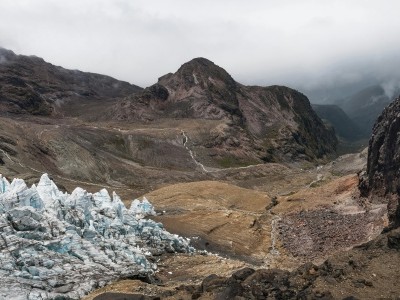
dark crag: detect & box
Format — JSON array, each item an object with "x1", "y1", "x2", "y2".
[{"x1": 359, "y1": 95, "x2": 400, "y2": 227}]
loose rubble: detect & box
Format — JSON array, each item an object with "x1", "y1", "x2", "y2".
[
  {"x1": 278, "y1": 208, "x2": 386, "y2": 262},
  {"x1": 0, "y1": 174, "x2": 192, "y2": 299}
]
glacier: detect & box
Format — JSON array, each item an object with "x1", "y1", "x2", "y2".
[{"x1": 0, "y1": 174, "x2": 193, "y2": 300}]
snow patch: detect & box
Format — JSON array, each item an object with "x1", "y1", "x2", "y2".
[{"x1": 193, "y1": 73, "x2": 199, "y2": 85}]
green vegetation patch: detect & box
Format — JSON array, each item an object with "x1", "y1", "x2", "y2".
[{"x1": 216, "y1": 155, "x2": 259, "y2": 168}]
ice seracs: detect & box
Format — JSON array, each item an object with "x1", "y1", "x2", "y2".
[
  {"x1": 130, "y1": 197, "x2": 156, "y2": 218},
  {"x1": 0, "y1": 173, "x2": 192, "y2": 300}
]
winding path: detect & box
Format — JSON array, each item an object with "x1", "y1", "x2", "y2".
[{"x1": 181, "y1": 130, "x2": 209, "y2": 173}]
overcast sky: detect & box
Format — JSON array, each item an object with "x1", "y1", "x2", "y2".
[{"x1": 1, "y1": 0, "x2": 400, "y2": 102}]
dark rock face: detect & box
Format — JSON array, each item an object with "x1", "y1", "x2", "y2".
[
  {"x1": 114, "y1": 58, "x2": 337, "y2": 162},
  {"x1": 359, "y1": 96, "x2": 400, "y2": 226}
]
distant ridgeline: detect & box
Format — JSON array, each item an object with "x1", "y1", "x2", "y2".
[
  {"x1": 337, "y1": 85, "x2": 394, "y2": 137},
  {"x1": 313, "y1": 85, "x2": 397, "y2": 143},
  {"x1": 312, "y1": 104, "x2": 363, "y2": 141},
  {"x1": 0, "y1": 173, "x2": 192, "y2": 299}
]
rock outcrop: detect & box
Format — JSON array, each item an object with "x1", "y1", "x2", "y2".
[
  {"x1": 359, "y1": 96, "x2": 400, "y2": 226},
  {"x1": 166, "y1": 227, "x2": 400, "y2": 299},
  {"x1": 0, "y1": 174, "x2": 192, "y2": 299},
  {"x1": 114, "y1": 58, "x2": 337, "y2": 162}
]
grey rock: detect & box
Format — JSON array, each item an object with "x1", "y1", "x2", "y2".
[{"x1": 359, "y1": 95, "x2": 400, "y2": 227}]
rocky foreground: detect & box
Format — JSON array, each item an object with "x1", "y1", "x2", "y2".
[
  {"x1": 0, "y1": 174, "x2": 192, "y2": 299},
  {"x1": 85, "y1": 225, "x2": 400, "y2": 300}
]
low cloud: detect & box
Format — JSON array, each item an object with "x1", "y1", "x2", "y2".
[
  {"x1": 381, "y1": 80, "x2": 400, "y2": 100},
  {"x1": 0, "y1": 0, "x2": 399, "y2": 100},
  {"x1": 0, "y1": 49, "x2": 8, "y2": 64}
]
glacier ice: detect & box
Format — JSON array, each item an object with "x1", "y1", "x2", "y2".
[{"x1": 0, "y1": 173, "x2": 193, "y2": 299}]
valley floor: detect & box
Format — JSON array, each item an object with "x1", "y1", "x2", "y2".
[{"x1": 0, "y1": 115, "x2": 394, "y2": 299}]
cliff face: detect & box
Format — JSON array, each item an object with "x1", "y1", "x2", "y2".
[
  {"x1": 359, "y1": 96, "x2": 400, "y2": 226},
  {"x1": 114, "y1": 58, "x2": 337, "y2": 162}
]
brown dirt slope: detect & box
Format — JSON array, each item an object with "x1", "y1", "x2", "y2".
[
  {"x1": 144, "y1": 174, "x2": 386, "y2": 269},
  {"x1": 147, "y1": 181, "x2": 273, "y2": 262}
]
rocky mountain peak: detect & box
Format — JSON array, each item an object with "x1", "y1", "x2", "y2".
[
  {"x1": 177, "y1": 57, "x2": 230, "y2": 77},
  {"x1": 114, "y1": 58, "x2": 337, "y2": 163},
  {"x1": 159, "y1": 57, "x2": 237, "y2": 91},
  {"x1": 180, "y1": 57, "x2": 216, "y2": 69}
]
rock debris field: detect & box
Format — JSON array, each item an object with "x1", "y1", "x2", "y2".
[{"x1": 278, "y1": 208, "x2": 386, "y2": 262}]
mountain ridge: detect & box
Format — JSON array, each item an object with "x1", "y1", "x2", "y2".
[
  {"x1": 0, "y1": 49, "x2": 337, "y2": 203},
  {"x1": 0, "y1": 47, "x2": 142, "y2": 117},
  {"x1": 112, "y1": 57, "x2": 338, "y2": 163}
]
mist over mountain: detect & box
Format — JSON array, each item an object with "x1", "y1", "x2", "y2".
[
  {"x1": 337, "y1": 85, "x2": 393, "y2": 136},
  {"x1": 296, "y1": 58, "x2": 400, "y2": 106},
  {"x1": 311, "y1": 84, "x2": 399, "y2": 139},
  {"x1": 311, "y1": 104, "x2": 362, "y2": 141}
]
